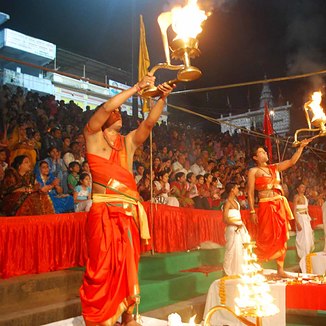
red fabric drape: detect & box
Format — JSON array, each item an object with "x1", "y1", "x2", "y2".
[
  {"x1": 142, "y1": 203, "x2": 226, "y2": 253},
  {"x1": 0, "y1": 213, "x2": 88, "y2": 279},
  {"x1": 286, "y1": 284, "x2": 326, "y2": 310},
  {"x1": 0, "y1": 204, "x2": 322, "y2": 279}
]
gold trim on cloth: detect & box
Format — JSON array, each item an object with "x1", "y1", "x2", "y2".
[
  {"x1": 218, "y1": 275, "x2": 240, "y2": 305},
  {"x1": 259, "y1": 195, "x2": 294, "y2": 221},
  {"x1": 227, "y1": 216, "x2": 243, "y2": 225},
  {"x1": 106, "y1": 178, "x2": 140, "y2": 201},
  {"x1": 92, "y1": 193, "x2": 150, "y2": 241},
  {"x1": 305, "y1": 253, "x2": 317, "y2": 274},
  {"x1": 84, "y1": 301, "x2": 127, "y2": 326}
]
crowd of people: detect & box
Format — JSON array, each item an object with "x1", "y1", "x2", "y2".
[
  {"x1": 0, "y1": 85, "x2": 326, "y2": 217},
  {"x1": 1, "y1": 82, "x2": 325, "y2": 325}
]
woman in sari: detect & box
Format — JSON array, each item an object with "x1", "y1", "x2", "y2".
[
  {"x1": 35, "y1": 160, "x2": 74, "y2": 214},
  {"x1": 170, "y1": 172, "x2": 193, "y2": 208},
  {"x1": 8, "y1": 123, "x2": 38, "y2": 166},
  {"x1": 1, "y1": 155, "x2": 54, "y2": 216}
]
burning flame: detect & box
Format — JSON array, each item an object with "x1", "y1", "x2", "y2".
[
  {"x1": 188, "y1": 315, "x2": 197, "y2": 325},
  {"x1": 234, "y1": 241, "x2": 279, "y2": 318},
  {"x1": 171, "y1": 0, "x2": 208, "y2": 40},
  {"x1": 307, "y1": 91, "x2": 326, "y2": 123}
]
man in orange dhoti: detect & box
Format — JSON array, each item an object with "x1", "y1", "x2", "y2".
[
  {"x1": 247, "y1": 140, "x2": 310, "y2": 277},
  {"x1": 80, "y1": 74, "x2": 174, "y2": 326}
]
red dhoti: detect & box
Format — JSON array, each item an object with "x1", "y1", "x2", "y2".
[
  {"x1": 80, "y1": 138, "x2": 150, "y2": 325},
  {"x1": 256, "y1": 195, "x2": 293, "y2": 261},
  {"x1": 80, "y1": 199, "x2": 142, "y2": 324}
]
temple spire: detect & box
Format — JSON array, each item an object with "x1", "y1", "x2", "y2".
[{"x1": 259, "y1": 75, "x2": 274, "y2": 109}]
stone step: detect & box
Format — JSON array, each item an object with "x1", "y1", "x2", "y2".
[
  {"x1": 0, "y1": 298, "x2": 81, "y2": 326},
  {"x1": 0, "y1": 270, "x2": 83, "y2": 308}
]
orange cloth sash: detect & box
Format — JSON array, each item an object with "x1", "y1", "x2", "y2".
[{"x1": 255, "y1": 164, "x2": 284, "y2": 195}]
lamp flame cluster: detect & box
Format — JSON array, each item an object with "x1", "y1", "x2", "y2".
[
  {"x1": 204, "y1": 240, "x2": 279, "y2": 326},
  {"x1": 293, "y1": 91, "x2": 326, "y2": 146}
]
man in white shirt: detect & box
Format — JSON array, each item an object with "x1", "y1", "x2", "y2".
[
  {"x1": 190, "y1": 156, "x2": 205, "y2": 176},
  {"x1": 172, "y1": 153, "x2": 188, "y2": 176}
]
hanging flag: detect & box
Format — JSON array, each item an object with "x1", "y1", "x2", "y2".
[
  {"x1": 138, "y1": 15, "x2": 151, "y2": 112},
  {"x1": 263, "y1": 102, "x2": 273, "y2": 162}
]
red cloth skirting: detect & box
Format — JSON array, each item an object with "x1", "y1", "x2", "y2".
[
  {"x1": 286, "y1": 283, "x2": 326, "y2": 310},
  {"x1": 0, "y1": 213, "x2": 88, "y2": 279},
  {"x1": 142, "y1": 203, "x2": 226, "y2": 253},
  {"x1": 0, "y1": 204, "x2": 322, "y2": 279}
]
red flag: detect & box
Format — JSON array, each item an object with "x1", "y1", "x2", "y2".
[{"x1": 263, "y1": 102, "x2": 273, "y2": 162}]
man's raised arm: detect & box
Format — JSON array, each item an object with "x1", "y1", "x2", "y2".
[
  {"x1": 84, "y1": 75, "x2": 155, "y2": 134},
  {"x1": 131, "y1": 83, "x2": 175, "y2": 147}
]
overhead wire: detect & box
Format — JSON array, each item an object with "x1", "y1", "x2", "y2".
[
  {"x1": 167, "y1": 102, "x2": 326, "y2": 155},
  {"x1": 171, "y1": 68, "x2": 326, "y2": 95}
]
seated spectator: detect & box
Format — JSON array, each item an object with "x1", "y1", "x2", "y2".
[
  {"x1": 62, "y1": 136, "x2": 71, "y2": 155},
  {"x1": 152, "y1": 156, "x2": 162, "y2": 175},
  {"x1": 44, "y1": 146, "x2": 68, "y2": 194},
  {"x1": 161, "y1": 157, "x2": 172, "y2": 174},
  {"x1": 1, "y1": 155, "x2": 54, "y2": 216},
  {"x1": 186, "y1": 172, "x2": 208, "y2": 209},
  {"x1": 203, "y1": 173, "x2": 213, "y2": 207},
  {"x1": 40, "y1": 126, "x2": 62, "y2": 159},
  {"x1": 8, "y1": 123, "x2": 38, "y2": 166},
  {"x1": 0, "y1": 148, "x2": 8, "y2": 171},
  {"x1": 171, "y1": 153, "x2": 188, "y2": 177},
  {"x1": 190, "y1": 156, "x2": 205, "y2": 176},
  {"x1": 137, "y1": 169, "x2": 153, "y2": 202},
  {"x1": 67, "y1": 161, "x2": 81, "y2": 195},
  {"x1": 74, "y1": 172, "x2": 92, "y2": 212},
  {"x1": 154, "y1": 170, "x2": 179, "y2": 207},
  {"x1": 63, "y1": 141, "x2": 85, "y2": 167},
  {"x1": 30, "y1": 130, "x2": 42, "y2": 160},
  {"x1": 36, "y1": 160, "x2": 74, "y2": 214},
  {"x1": 196, "y1": 173, "x2": 212, "y2": 210},
  {"x1": 81, "y1": 161, "x2": 92, "y2": 189},
  {"x1": 170, "y1": 172, "x2": 193, "y2": 207},
  {"x1": 134, "y1": 163, "x2": 145, "y2": 184},
  {"x1": 210, "y1": 176, "x2": 222, "y2": 209}
]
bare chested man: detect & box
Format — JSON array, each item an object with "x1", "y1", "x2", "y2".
[
  {"x1": 80, "y1": 74, "x2": 174, "y2": 326},
  {"x1": 247, "y1": 139, "x2": 310, "y2": 277}
]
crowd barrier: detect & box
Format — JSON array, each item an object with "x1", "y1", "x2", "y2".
[{"x1": 0, "y1": 203, "x2": 323, "y2": 279}]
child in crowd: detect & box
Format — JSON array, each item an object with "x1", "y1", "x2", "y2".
[
  {"x1": 223, "y1": 182, "x2": 250, "y2": 276},
  {"x1": 81, "y1": 161, "x2": 92, "y2": 190},
  {"x1": 74, "y1": 172, "x2": 92, "y2": 212},
  {"x1": 67, "y1": 161, "x2": 81, "y2": 194}
]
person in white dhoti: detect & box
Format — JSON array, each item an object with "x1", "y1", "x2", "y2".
[
  {"x1": 293, "y1": 183, "x2": 314, "y2": 259},
  {"x1": 223, "y1": 182, "x2": 250, "y2": 275}
]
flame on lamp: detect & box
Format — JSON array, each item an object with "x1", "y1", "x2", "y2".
[
  {"x1": 308, "y1": 91, "x2": 326, "y2": 124},
  {"x1": 171, "y1": 0, "x2": 208, "y2": 40},
  {"x1": 234, "y1": 237, "x2": 279, "y2": 318},
  {"x1": 188, "y1": 314, "x2": 197, "y2": 325}
]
